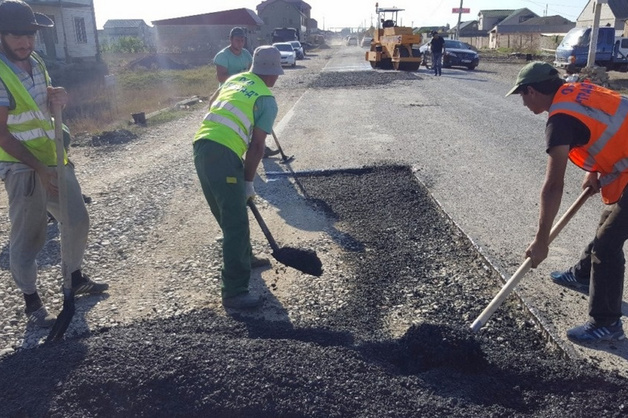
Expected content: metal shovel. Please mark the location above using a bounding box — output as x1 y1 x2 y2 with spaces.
271 130 294 163
247 200 322 276
470 187 592 333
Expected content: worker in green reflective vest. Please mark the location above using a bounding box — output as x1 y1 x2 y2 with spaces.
194 46 283 310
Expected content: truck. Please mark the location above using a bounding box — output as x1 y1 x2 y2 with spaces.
272 27 299 43
554 26 628 72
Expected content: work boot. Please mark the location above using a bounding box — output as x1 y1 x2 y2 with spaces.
25 306 56 328
264 146 281 158
222 292 263 309
251 254 271 269
71 270 109 295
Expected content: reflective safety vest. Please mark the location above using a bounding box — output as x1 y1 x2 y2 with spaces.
549 82 628 204
0 53 64 166
194 72 272 158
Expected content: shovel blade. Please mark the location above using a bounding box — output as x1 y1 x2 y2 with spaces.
273 246 323 276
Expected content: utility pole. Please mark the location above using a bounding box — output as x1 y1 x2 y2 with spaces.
456 0 463 40
587 0 607 68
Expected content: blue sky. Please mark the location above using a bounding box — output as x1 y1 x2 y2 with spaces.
93 0 590 30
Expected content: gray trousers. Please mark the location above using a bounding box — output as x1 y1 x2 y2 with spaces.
3 163 89 294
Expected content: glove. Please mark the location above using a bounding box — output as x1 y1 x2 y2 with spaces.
245 181 255 200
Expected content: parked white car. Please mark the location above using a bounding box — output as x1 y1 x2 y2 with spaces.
272 42 297 67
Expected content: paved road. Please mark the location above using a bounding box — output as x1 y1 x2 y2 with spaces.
269 45 628 374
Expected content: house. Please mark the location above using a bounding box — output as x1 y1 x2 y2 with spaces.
415 26 450 42
256 0 311 43
101 19 154 49
151 8 264 58
486 8 538 48
490 13 575 49
478 9 516 31
27 0 100 63
577 0 628 36
455 21 491 49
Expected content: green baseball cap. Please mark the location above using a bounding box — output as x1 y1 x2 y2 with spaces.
505 61 561 97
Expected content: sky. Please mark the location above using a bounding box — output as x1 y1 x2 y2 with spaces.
93 0 591 31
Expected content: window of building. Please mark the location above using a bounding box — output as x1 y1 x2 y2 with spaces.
74 17 87 43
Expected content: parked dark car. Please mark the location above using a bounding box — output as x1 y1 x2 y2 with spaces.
419 39 479 70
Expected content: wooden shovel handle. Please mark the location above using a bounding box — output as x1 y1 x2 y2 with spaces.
53 105 71 290
470 187 593 333
247 200 281 253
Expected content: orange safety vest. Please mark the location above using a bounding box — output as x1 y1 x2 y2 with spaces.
549 82 628 204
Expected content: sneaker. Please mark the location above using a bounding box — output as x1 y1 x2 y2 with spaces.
222 292 263 309
567 320 625 342
25 306 56 328
550 270 589 294
251 255 271 269
72 273 109 295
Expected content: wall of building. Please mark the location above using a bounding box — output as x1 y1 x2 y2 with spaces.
153 24 261 58
35 4 99 61
259 0 307 43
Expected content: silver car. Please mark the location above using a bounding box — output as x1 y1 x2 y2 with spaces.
290 41 305 59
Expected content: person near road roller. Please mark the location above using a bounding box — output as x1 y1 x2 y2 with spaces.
194 45 283 309
429 31 445 77
213 27 279 159
0 0 108 328
506 61 627 343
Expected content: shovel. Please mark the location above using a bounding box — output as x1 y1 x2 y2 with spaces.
46 105 75 342
271 130 295 164
247 200 322 276
470 187 592 333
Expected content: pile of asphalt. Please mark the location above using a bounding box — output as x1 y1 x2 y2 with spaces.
2 165 627 417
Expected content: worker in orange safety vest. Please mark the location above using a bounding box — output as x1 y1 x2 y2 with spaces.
506 61 628 343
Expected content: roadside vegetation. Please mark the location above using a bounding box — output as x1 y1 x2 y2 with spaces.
65 53 218 137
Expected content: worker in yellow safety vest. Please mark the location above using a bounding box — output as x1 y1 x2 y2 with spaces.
193 45 283 310
0 0 108 329
507 61 628 343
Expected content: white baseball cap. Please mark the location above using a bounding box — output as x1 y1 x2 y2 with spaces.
251 46 284 76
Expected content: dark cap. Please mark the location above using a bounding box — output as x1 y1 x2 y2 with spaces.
0 0 54 32
506 61 561 96
432 30 438 35
230 27 246 38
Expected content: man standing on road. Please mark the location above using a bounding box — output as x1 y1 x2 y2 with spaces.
194 46 283 309
507 61 627 343
213 27 279 158
0 0 108 328
213 27 253 86
429 31 445 76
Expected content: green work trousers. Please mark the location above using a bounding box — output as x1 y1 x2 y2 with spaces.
193 139 251 299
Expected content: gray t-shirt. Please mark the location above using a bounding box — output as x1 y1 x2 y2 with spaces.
253 96 278 134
